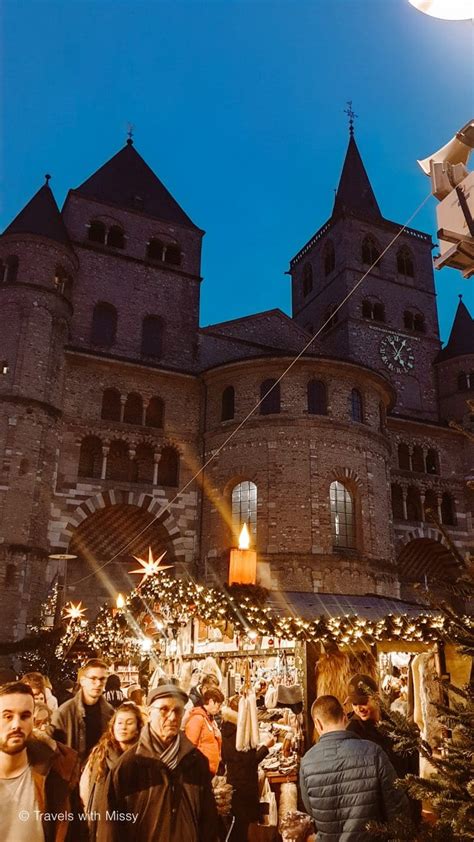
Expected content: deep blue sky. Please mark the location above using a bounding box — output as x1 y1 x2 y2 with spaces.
2 1 473 343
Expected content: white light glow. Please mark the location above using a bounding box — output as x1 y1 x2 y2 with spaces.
238 522 251 550
409 0 473 20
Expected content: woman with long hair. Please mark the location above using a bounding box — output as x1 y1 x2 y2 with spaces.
80 701 144 840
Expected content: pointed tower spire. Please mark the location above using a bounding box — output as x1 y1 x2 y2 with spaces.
2 181 72 248
437 298 474 361
332 122 382 220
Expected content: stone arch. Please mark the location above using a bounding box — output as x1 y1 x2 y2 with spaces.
396 531 456 583
328 467 363 489
61 490 186 560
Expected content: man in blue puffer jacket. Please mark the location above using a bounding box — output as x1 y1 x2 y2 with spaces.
299 695 409 842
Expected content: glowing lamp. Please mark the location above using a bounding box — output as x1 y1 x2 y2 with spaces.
116 593 125 610
408 0 473 20
228 523 257 585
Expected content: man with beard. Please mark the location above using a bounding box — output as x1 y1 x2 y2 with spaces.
0 681 79 842
100 684 219 842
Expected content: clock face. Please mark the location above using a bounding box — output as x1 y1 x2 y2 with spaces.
379 334 415 373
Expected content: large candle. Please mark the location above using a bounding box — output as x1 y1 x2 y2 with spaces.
228 523 257 585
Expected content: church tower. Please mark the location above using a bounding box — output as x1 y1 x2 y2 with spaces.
0 180 77 637
290 122 441 421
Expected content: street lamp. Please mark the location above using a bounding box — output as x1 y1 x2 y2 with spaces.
408 0 473 20
48 553 77 624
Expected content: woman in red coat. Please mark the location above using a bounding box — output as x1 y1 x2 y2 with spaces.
184 687 224 775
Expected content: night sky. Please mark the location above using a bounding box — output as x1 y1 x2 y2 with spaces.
2 0 472 342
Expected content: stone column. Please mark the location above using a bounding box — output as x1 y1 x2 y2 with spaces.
101 445 109 480
402 488 408 521
153 452 161 486
120 395 126 422
142 399 149 427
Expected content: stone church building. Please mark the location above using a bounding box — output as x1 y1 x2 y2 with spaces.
0 130 472 639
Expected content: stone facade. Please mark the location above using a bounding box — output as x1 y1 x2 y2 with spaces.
0 136 472 639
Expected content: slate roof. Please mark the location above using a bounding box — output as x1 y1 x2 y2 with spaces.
72 141 200 230
332 134 382 220
436 299 474 362
2 183 72 247
266 591 431 620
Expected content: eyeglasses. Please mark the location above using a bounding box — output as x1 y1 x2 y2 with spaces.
149 705 183 719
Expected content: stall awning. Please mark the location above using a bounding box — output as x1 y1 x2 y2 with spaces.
266 592 432 621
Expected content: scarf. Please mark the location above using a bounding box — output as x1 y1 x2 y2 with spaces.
150 730 181 771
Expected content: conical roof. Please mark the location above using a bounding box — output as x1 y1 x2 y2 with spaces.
2 182 72 247
436 299 474 362
73 141 199 229
332 134 381 220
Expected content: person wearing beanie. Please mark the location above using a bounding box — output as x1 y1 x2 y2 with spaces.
100 683 219 842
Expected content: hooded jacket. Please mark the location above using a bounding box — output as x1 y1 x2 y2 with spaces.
299 730 409 842
184 705 222 775
27 734 80 842
98 723 219 842
52 691 114 762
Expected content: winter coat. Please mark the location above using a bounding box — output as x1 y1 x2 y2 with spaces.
51 691 114 763
220 710 269 823
185 705 222 775
98 723 219 842
346 713 419 778
80 744 122 841
27 734 80 842
299 730 409 842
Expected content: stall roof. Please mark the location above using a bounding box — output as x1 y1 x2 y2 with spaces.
266 592 432 621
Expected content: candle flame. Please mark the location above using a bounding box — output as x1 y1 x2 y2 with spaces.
238 523 250 550
116 593 125 609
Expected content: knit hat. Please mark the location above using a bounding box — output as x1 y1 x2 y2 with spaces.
147 684 188 706
347 674 378 704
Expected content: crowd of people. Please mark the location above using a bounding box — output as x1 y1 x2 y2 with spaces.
0 660 419 842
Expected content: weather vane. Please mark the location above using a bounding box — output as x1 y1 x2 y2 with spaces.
127 122 134 145
344 101 358 137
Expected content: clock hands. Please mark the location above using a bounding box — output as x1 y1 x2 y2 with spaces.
393 339 406 362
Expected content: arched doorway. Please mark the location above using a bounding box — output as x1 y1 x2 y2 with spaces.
397 537 461 596
67 504 178 616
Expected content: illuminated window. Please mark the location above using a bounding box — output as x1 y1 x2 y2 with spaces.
329 481 355 549
232 481 257 541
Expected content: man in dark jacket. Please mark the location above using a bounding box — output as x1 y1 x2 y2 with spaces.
299 695 408 842
51 659 113 766
99 683 219 842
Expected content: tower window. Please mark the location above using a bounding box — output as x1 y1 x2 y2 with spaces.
164 244 181 266
361 235 381 267
330 480 355 549
78 435 102 479
107 226 125 249
146 396 164 428
101 388 121 422
123 393 143 425
302 263 313 297
322 304 338 333
260 379 280 415
397 246 414 278
323 241 335 276
411 445 425 473
350 388 363 423
91 302 117 347
221 386 235 421
54 265 72 296
361 300 385 322
141 315 163 359
441 493 456 526
307 379 327 415
232 480 257 542
413 314 425 333
88 221 106 244
426 449 439 475
158 447 179 486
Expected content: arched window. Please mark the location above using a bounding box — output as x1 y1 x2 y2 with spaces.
78 436 102 479
426 449 439 475
135 444 155 484
361 300 385 322
323 241 335 276
260 379 280 415
391 485 404 520
351 388 363 423
107 226 125 249
413 314 425 333
141 315 163 359
362 299 372 319
101 388 121 421
302 264 313 297
412 445 425 473
54 265 72 296
147 239 164 261
329 480 355 549
164 244 181 266
398 443 411 471
221 386 235 421
88 220 106 244
4 256 19 283
406 486 422 521
361 235 381 266
404 311 414 330
158 447 179 486
232 480 257 541
107 440 132 481
397 246 414 278
441 493 456 526
424 490 438 521
307 380 327 415
123 393 143 425
145 397 164 428
91 302 117 347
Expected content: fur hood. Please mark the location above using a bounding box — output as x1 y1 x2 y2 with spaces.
221 705 238 725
